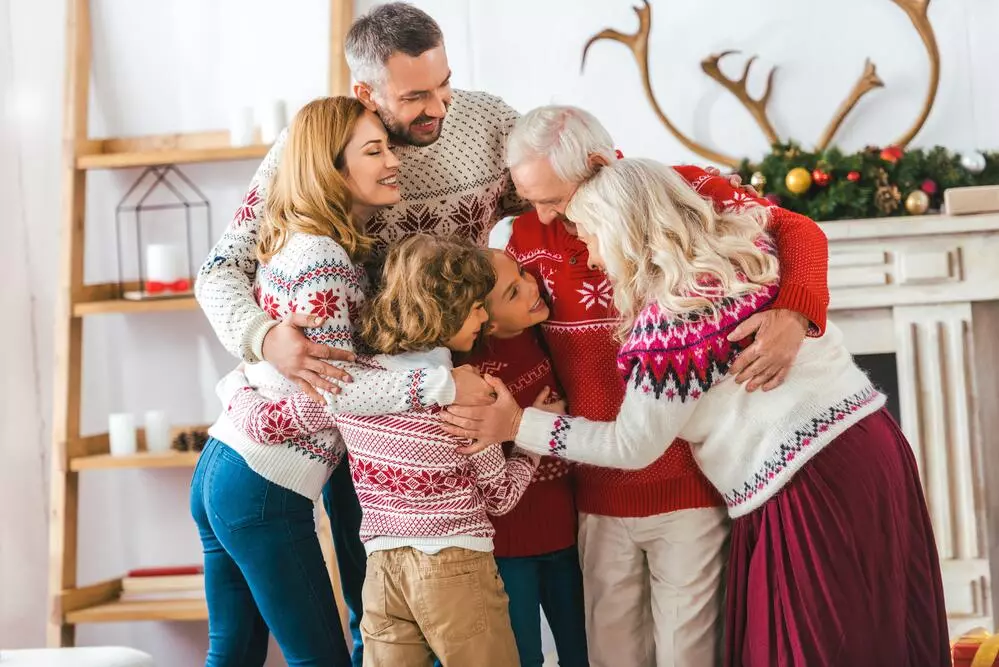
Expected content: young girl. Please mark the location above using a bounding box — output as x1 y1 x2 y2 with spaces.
190 98 474 667
460 250 587 667
447 158 950 666
219 235 547 667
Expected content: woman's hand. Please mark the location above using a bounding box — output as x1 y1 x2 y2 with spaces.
704 166 760 197
261 312 355 402
451 365 498 407
440 375 523 454
727 309 808 391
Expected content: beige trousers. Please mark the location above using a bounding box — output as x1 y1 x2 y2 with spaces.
578 507 730 667
360 547 520 667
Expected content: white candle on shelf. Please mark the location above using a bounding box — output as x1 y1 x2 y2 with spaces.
108 413 137 457
144 410 171 453
259 100 288 144
145 244 184 284
229 106 255 147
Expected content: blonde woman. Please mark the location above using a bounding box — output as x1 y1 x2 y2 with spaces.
191 99 486 667
444 158 950 666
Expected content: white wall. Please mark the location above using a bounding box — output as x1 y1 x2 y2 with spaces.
2 0 997 662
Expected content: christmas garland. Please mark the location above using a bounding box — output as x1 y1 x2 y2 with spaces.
737 145 999 221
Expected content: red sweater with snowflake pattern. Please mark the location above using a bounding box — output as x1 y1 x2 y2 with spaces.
506 165 829 517
463 330 577 558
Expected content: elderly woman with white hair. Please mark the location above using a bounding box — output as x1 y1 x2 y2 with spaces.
445 156 950 666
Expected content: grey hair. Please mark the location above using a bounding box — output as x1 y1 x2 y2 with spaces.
345 3 444 85
506 105 617 185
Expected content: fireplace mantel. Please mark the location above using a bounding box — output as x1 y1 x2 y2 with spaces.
819 212 999 635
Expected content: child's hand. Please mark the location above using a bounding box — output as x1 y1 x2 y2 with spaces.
451 365 497 406
532 386 566 415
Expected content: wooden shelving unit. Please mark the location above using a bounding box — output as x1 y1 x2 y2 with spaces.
48 0 354 646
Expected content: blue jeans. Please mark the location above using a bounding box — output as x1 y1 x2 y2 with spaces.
496 546 589 667
190 438 351 666
322 455 367 667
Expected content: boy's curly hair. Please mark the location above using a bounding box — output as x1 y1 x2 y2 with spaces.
360 235 496 355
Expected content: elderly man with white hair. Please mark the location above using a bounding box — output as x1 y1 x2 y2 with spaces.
442 105 830 667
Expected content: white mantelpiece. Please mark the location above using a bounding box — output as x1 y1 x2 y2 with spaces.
819 212 999 635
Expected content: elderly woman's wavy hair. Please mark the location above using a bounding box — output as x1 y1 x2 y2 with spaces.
565 157 779 338
360 235 496 354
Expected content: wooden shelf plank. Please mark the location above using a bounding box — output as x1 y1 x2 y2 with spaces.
76 144 271 170
72 296 199 316
70 450 201 471
65 596 207 624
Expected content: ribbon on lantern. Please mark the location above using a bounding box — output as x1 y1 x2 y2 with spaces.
147 278 191 294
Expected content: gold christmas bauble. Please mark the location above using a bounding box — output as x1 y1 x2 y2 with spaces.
785 167 812 195
750 171 767 193
905 190 930 215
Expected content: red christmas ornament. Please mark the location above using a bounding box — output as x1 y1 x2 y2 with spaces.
880 145 904 163
921 179 938 195
847 171 862 182
812 169 831 187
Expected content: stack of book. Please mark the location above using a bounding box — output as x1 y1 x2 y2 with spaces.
120 565 205 601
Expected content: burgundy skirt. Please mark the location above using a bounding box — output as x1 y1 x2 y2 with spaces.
724 409 950 667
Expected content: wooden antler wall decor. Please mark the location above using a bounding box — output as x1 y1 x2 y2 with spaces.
582 0 941 165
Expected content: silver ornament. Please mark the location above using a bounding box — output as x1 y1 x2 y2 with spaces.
961 151 987 175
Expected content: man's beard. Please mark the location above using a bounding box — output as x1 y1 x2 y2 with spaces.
375 105 446 147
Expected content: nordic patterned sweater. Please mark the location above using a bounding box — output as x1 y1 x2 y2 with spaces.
196 89 526 365
207 233 455 501
218 347 539 555
513 248 885 519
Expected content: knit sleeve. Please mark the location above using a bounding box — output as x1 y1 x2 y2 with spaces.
514 289 777 469
195 130 288 363
765 208 829 336
466 444 539 516
219 374 336 445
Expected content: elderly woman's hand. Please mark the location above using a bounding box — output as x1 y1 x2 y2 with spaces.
727 309 809 392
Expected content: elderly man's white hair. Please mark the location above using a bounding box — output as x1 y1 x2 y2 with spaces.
506 105 618 184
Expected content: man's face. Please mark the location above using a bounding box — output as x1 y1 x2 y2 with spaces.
360 45 453 147
510 157 580 234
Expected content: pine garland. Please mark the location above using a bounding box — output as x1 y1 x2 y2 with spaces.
738 144 999 221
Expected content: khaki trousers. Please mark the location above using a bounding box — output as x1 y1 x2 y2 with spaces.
578 507 730 667
360 547 520 667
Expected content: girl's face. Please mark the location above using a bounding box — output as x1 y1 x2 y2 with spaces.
577 225 606 271
343 111 402 213
445 301 489 353
485 252 549 338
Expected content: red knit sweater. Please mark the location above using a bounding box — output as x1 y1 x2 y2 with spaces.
463 330 577 558
506 165 829 518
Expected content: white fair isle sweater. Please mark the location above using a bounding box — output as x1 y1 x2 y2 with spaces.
208 233 455 501
196 89 527 364
217 348 540 555
514 276 886 519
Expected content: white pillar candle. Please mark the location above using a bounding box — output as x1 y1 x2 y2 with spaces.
144 410 171 453
108 413 137 457
146 244 184 284
259 100 288 145
229 106 255 147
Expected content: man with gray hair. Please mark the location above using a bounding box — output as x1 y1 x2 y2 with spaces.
196 4 529 666
442 104 830 667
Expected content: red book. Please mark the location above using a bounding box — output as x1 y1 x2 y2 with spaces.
127 565 204 578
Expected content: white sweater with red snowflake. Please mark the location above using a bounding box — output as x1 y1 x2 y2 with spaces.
207 232 456 501
196 89 526 365
218 347 540 554
513 262 884 519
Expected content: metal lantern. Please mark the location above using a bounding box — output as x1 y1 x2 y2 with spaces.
114 165 212 300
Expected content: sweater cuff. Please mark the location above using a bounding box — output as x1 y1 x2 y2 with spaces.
515 407 562 458
773 283 827 336
467 444 506 478
244 313 280 364
421 366 456 407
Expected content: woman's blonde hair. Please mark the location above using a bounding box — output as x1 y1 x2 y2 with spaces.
565 158 779 338
257 96 375 264
360 235 496 355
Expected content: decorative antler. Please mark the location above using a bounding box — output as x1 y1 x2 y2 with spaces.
700 51 779 146
815 59 884 151
889 0 939 147
582 0 741 168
